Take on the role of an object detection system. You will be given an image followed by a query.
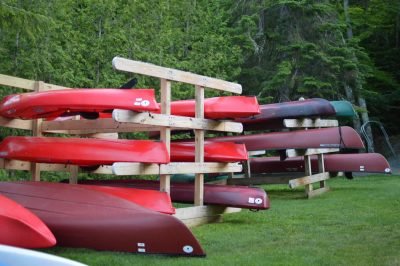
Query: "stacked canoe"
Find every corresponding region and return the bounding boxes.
[0,88,269,256]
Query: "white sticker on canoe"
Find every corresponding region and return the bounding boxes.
[248,197,255,204]
[385,168,391,173]
[183,245,194,253]
[360,165,365,171]
[138,248,146,253]
[255,198,263,205]
[134,98,150,107]
[137,243,145,247]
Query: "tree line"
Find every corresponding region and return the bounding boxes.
[0,0,399,135]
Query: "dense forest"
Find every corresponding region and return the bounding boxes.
[0,0,399,137]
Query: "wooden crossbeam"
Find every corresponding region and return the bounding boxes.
[112,57,242,94]
[289,172,330,189]
[0,74,69,91]
[112,162,242,176]
[0,117,32,130]
[307,186,330,198]
[284,118,339,128]
[41,118,163,134]
[112,110,243,133]
[174,206,239,227]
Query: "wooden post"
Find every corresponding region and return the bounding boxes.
[304,155,313,194]
[194,85,205,206]
[30,81,44,181]
[318,153,326,188]
[159,79,171,193]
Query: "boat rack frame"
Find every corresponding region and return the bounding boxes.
[0,58,245,226]
[227,117,340,198]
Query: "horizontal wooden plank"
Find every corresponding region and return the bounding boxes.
[284,118,339,128]
[113,110,243,133]
[286,148,340,157]
[289,172,330,188]
[41,118,163,134]
[0,117,32,130]
[307,186,330,198]
[0,159,69,172]
[227,173,301,185]
[174,205,226,227]
[112,162,242,176]
[0,74,69,91]
[0,74,35,90]
[248,150,266,156]
[112,57,242,94]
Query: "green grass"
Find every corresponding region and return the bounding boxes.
[42,175,400,265]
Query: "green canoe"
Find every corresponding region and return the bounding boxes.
[330,100,357,117]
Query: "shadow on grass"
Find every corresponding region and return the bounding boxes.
[266,189,305,200]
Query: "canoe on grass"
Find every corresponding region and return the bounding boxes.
[0,194,56,248]
[0,89,159,120]
[249,153,391,174]
[201,126,364,151]
[0,136,169,166]
[0,245,87,266]
[77,179,270,210]
[0,182,205,256]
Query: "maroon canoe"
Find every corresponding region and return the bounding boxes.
[235,98,336,131]
[0,89,159,120]
[0,136,169,166]
[0,194,56,248]
[204,126,364,151]
[78,179,269,210]
[250,153,391,174]
[0,182,204,256]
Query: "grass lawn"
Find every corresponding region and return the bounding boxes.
[41,174,400,265]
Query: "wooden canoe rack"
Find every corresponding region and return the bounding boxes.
[227,117,340,198]
[0,57,245,226]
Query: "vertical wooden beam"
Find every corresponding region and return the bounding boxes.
[243,158,251,178]
[318,153,326,188]
[194,85,205,206]
[159,79,171,193]
[304,155,313,194]
[30,81,44,181]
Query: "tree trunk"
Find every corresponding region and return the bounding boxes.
[358,97,374,152]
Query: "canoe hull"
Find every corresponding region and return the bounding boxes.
[0,136,169,165]
[0,182,205,256]
[78,179,270,210]
[0,89,159,119]
[0,195,56,248]
[205,126,364,151]
[250,153,391,174]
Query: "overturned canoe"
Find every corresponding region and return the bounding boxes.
[0,89,159,120]
[82,185,175,215]
[203,126,364,151]
[171,142,248,162]
[78,179,270,210]
[250,153,391,174]
[0,245,87,266]
[0,136,169,166]
[0,182,205,256]
[236,98,336,131]
[166,96,260,119]
[0,194,56,248]
[330,101,356,117]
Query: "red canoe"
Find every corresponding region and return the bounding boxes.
[166,96,260,119]
[235,98,336,131]
[82,185,175,215]
[0,182,204,256]
[78,179,270,210]
[0,136,169,166]
[250,153,391,174]
[0,89,159,120]
[171,142,248,162]
[203,126,364,151]
[0,194,56,248]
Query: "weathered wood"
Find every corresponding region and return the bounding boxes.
[112,57,242,94]
[286,148,340,157]
[41,118,163,134]
[112,110,243,133]
[0,117,32,130]
[284,118,339,128]
[30,81,44,181]
[248,150,266,156]
[317,153,326,188]
[227,174,299,185]
[68,165,79,184]
[289,172,330,189]
[159,78,171,194]
[0,159,69,172]
[174,205,235,227]
[112,162,242,176]
[307,186,330,198]
[0,74,69,91]
[194,85,205,206]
